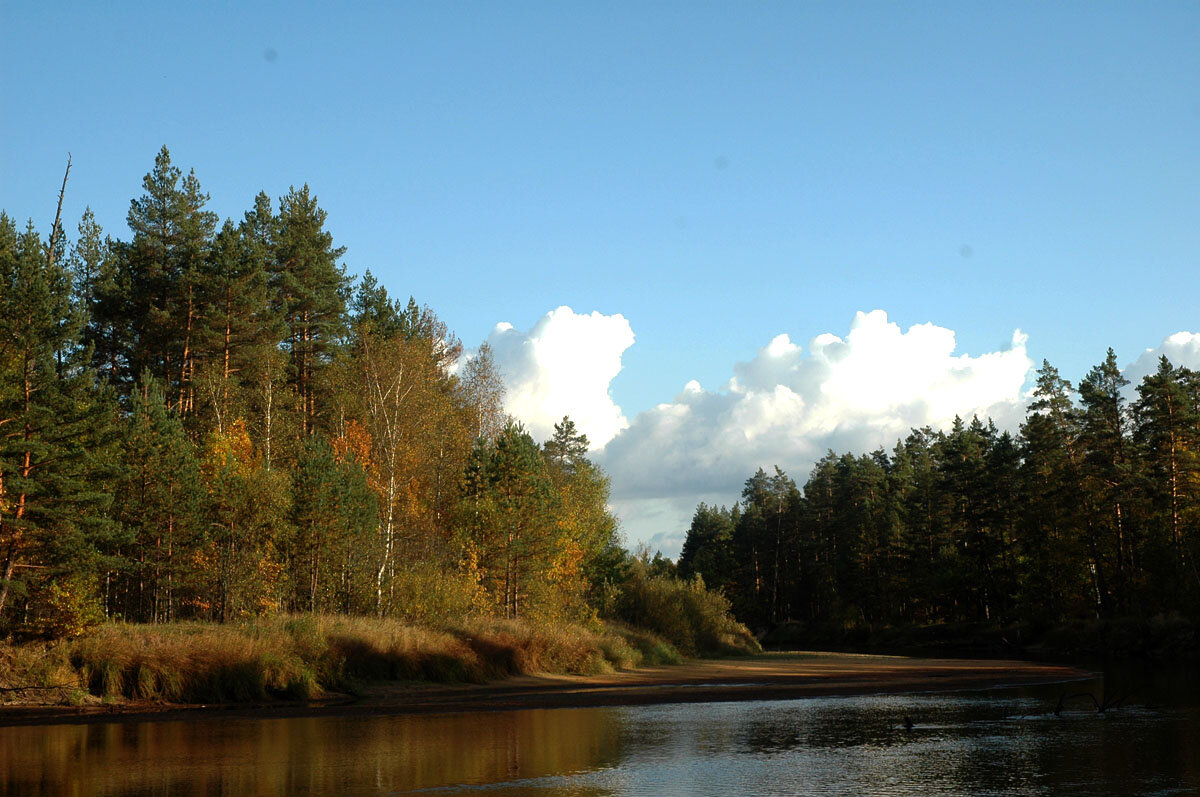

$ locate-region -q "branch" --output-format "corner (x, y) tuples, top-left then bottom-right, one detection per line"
(0, 683), (76, 693)
(45, 154), (72, 267)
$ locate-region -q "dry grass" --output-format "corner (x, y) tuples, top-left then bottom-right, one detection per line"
(0, 615), (687, 707)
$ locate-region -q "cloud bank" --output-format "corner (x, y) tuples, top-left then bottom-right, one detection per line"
(1125, 331), (1200, 387)
(483, 307), (1035, 556)
(482, 309), (1200, 557)
(591, 310), (1033, 554)
(481, 306), (634, 448)
(598, 310), (1031, 496)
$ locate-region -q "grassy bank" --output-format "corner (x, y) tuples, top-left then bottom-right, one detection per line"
(0, 615), (704, 708)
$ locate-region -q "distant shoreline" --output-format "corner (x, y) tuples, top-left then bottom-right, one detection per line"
(0, 652), (1093, 728)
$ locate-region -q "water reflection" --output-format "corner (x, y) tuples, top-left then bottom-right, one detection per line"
(3, 669), (1198, 796)
(1, 709), (624, 795)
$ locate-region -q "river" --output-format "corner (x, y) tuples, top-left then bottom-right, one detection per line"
(3, 662), (1197, 795)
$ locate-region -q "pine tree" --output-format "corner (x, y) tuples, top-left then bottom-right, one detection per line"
(350, 270), (405, 341)
(72, 209), (130, 384)
(457, 422), (560, 618)
(195, 219), (273, 431)
(0, 216), (119, 627)
(1134, 357), (1200, 607)
(288, 434), (377, 613)
(1016, 361), (1093, 621)
(731, 467), (797, 627)
(543, 416), (589, 475)
(1078, 348), (1136, 616)
(119, 147), (217, 410)
(273, 185), (349, 434)
(678, 503), (736, 593)
(112, 374), (202, 622)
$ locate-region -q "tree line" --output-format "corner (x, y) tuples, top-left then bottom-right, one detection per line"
(678, 356), (1200, 633)
(0, 148), (626, 635)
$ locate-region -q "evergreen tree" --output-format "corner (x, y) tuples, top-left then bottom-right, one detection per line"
(677, 503), (736, 593)
(350, 270), (406, 341)
(457, 422), (561, 618)
(195, 218), (273, 432)
(273, 185), (349, 434)
(543, 416), (589, 475)
(1134, 357), (1200, 608)
(731, 467), (797, 627)
(111, 374), (202, 622)
(288, 434), (377, 613)
(1078, 348), (1136, 616)
(0, 216), (119, 627)
(1017, 361), (1093, 621)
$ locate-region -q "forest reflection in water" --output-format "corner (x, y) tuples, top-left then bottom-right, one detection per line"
(2, 708), (625, 795)
(3, 666), (1199, 796)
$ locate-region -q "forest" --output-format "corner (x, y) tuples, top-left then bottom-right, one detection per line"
(2, 147), (738, 651)
(4, 147), (1197, 659)
(678, 356), (1200, 641)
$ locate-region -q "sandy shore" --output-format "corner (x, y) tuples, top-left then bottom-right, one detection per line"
(0, 652), (1093, 727)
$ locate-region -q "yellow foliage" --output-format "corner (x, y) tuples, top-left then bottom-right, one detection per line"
(202, 418), (258, 482)
(332, 419), (373, 468)
(41, 575), (105, 638)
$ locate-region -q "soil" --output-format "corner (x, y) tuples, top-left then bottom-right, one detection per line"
(0, 651), (1092, 727)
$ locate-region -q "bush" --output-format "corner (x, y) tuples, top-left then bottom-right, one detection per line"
(610, 559), (760, 657)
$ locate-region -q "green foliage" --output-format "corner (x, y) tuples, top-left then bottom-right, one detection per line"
(37, 573), (106, 638)
(609, 552), (760, 657)
(458, 422), (561, 618)
(0, 213), (121, 632)
(678, 503), (735, 591)
(110, 374), (203, 623)
(287, 434), (378, 614)
(3, 152), (676, 652)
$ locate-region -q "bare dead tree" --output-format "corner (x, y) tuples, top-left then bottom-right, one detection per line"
(45, 154), (72, 266)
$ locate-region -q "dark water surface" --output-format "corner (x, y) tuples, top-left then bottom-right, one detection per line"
(3, 664), (1197, 795)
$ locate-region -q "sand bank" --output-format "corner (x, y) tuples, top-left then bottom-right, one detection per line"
(0, 652), (1092, 727)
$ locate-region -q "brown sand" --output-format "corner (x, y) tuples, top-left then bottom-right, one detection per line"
(0, 652), (1093, 727)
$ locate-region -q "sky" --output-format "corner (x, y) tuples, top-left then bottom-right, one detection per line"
(4, 2), (1200, 555)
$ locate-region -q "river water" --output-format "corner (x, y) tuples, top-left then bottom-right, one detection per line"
(3, 663), (1197, 795)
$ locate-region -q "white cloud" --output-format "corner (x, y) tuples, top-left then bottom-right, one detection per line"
(480, 306), (634, 448)
(597, 310), (1033, 555)
(1125, 331), (1200, 387)
(474, 305), (1200, 560)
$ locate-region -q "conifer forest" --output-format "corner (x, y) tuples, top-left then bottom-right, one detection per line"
(679, 358), (1200, 635)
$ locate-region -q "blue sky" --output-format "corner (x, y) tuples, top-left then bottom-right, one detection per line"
(4, 2), (1199, 551)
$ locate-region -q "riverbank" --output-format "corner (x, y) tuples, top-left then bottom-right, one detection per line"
(0, 652), (1091, 727)
(0, 613), (758, 719)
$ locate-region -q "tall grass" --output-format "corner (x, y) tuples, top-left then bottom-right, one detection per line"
(0, 615), (688, 707)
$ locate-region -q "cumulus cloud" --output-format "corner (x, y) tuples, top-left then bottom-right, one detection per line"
(475, 305), (1200, 558)
(598, 310), (1032, 500)
(596, 310), (1033, 554)
(1125, 331), (1200, 388)
(480, 306), (634, 448)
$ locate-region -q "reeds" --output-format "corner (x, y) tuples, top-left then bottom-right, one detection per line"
(1, 615), (688, 707)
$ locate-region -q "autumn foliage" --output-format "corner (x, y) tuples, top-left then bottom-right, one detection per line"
(0, 149), (756, 653)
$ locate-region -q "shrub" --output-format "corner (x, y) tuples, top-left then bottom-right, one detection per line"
(610, 559), (760, 657)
